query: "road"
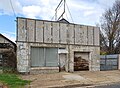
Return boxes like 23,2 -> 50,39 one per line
94,83 -> 120,88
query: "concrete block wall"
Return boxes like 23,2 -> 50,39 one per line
17,42 -> 100,73
17,17 -> 100,46
16,17 -> 100,73
17,42 -> 29,72
30,67 -> 59,74
68,45 -> 100,72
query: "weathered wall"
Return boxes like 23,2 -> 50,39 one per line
0,35 -> 12,44
17,17 -> 99,46
68,45 -> 100,72
17,42 -> 29,72
0,35 -> 16,51
17,42 -> 100,73
16,17 -> 100,73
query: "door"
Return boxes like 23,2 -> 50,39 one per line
59,54 -> 67,71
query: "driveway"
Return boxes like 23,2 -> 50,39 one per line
21,70 -> 120,88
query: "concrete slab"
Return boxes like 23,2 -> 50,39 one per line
21,71 -> 120,88
63,74 -> 85,81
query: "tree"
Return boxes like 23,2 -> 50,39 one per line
100,0 -> 120,54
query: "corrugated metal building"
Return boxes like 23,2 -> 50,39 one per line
16,17 -> 100,74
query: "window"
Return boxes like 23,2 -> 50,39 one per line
31,47 -> 58,67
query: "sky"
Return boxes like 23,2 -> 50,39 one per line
0,0 -> 116,42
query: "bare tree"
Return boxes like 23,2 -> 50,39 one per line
100,0 -> 120,54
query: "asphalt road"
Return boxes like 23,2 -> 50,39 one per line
95,83 -> 120,88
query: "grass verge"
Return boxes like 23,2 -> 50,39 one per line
0,73 -> 31,88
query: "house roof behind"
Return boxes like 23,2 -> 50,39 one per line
0,33 -> 16,47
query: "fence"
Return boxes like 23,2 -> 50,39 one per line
0,53 -> 2,70
100,54 -> 119,71
0,53 -> 8,71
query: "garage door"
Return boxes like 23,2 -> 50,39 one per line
31,47 -> 58,67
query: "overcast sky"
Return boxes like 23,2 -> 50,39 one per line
0,0 -> 116,42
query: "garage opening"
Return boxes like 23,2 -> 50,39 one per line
74,52 -> 89,71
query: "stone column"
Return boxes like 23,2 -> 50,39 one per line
68,45 -> 74,72
118,54 -> 120,70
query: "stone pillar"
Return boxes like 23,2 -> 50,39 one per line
65,45 -> 69,72
68,45 -> 74,72
118,54 -> 120,70
17,43 -> 29,73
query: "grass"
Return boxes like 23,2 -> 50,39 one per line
0,73 -> 31,88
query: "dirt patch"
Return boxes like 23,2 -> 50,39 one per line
50,84 -> 92,88
21,70 -> 120,88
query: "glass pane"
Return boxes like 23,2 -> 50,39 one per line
45,48 -> 58,66
31,47 -> 44,67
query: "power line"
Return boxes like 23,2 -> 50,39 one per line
57,1 -> 64,11
65,12 -> 69,21
10,0 -> 17,17
66,2 -> 74,23
51,15 -> 55,21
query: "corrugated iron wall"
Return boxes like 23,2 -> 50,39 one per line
100,55 -> 118,70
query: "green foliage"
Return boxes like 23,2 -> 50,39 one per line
100,51 -> 107,55
0,74 -> 31,88
0,67 -> 17,74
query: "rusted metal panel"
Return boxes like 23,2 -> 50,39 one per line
94,27 -> 99,46
27,19 -> 35,42
88,26 -> 94,45
67,24 -> 74,44
17,18 -> 26,41
52,22 -> 59,43
36,21 -> 43,42
44,21 -> 52,43
59,23 -> 67,44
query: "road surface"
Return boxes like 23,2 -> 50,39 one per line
95,83 -> 120,88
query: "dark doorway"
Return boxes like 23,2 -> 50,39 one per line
74,52 -> 89,71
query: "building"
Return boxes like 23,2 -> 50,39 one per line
0,34 -> 16,70
16,17 -> 100,74
0,34 -> 16,51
